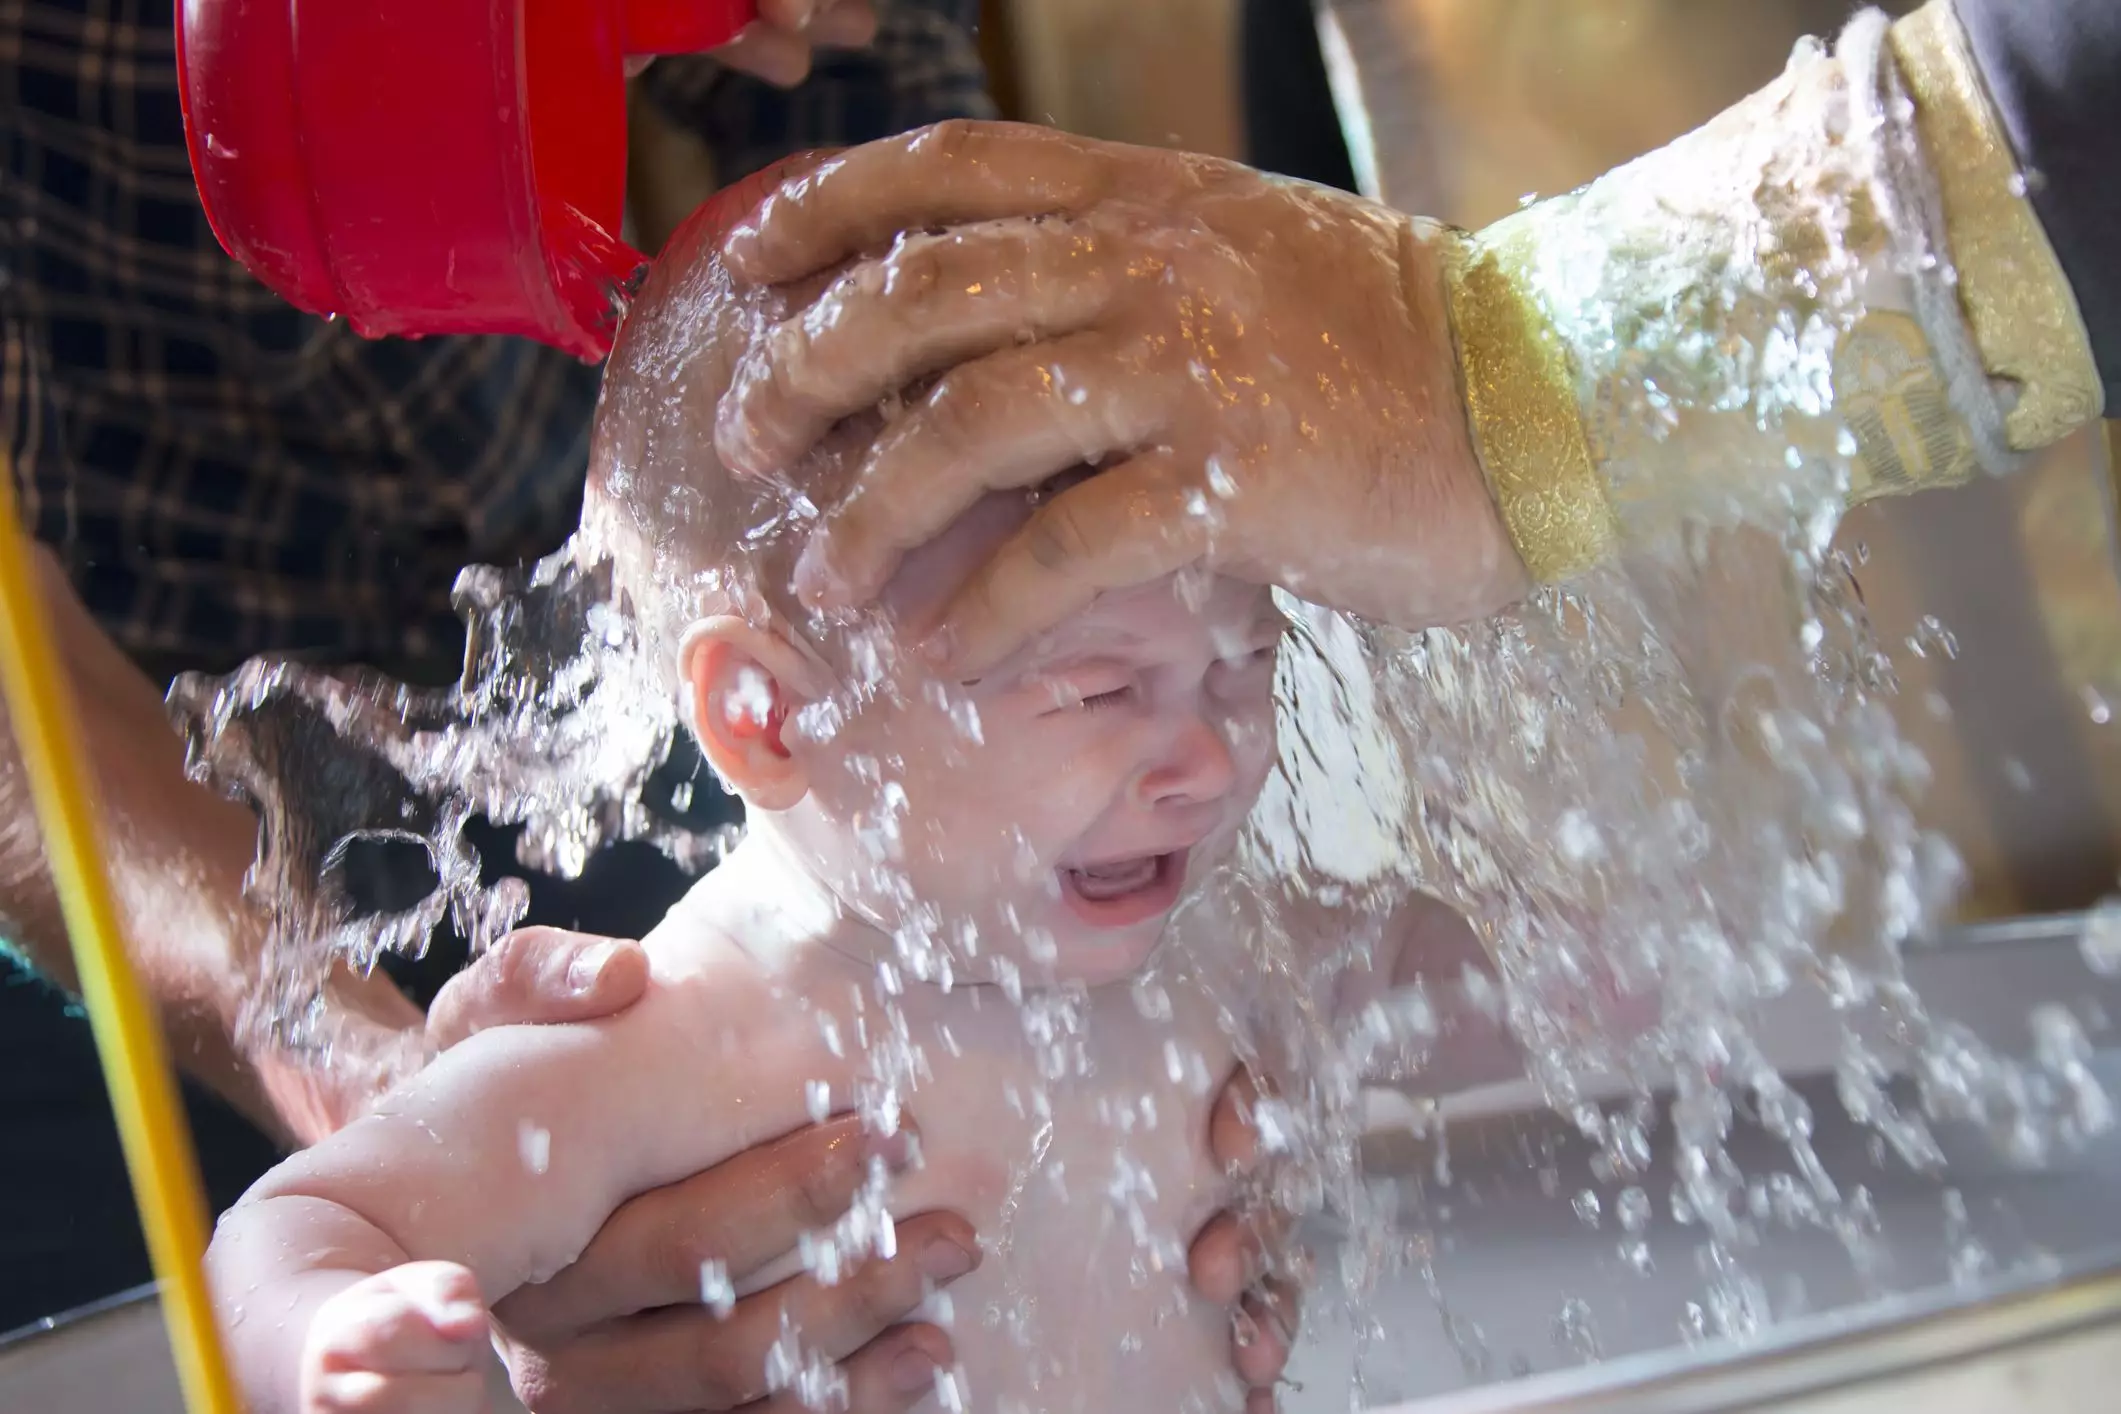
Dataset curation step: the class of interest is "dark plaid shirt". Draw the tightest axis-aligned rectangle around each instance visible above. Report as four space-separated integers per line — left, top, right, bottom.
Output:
1 0 991 678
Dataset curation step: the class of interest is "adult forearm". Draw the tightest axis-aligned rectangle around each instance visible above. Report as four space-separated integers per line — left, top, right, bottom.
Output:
1450 0 2107 585
0 544 417 1144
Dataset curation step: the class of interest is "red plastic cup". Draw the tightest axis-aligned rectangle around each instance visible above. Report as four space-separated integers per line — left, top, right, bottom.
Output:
175 0 755 361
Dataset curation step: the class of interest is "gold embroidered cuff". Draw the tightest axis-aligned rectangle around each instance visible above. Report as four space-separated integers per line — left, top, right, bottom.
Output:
1889 0 2104 451
1443 229 1615 585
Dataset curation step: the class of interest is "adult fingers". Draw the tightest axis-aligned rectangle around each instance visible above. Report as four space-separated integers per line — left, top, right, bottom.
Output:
495 1115 914 1337
745 1321 953 1414
716 219 1124 476
754 0 823 26
723 121 1118 286
808 0 879 47
764 1212 977 1364
1187 1200 1293 1310
713 23 817 88
1210 1065 1289 1174
793 331 1168 611
426 928 649 1052
1233 1278 1301 1390
926 450 1208 675
502 1213 971 1414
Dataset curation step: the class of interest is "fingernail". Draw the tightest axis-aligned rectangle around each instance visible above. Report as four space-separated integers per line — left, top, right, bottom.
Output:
918 1235 979 1283
792 534 844 608
917 625 956 668
439 1299 487 1331
567 940 618 994
411 1288 485 1333
890 1347 939 1395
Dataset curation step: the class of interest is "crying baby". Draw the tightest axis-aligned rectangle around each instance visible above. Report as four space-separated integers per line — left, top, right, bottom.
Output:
206 199 1529 1414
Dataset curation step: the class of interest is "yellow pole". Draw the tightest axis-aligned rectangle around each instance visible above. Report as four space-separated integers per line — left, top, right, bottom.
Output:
0 453 244 1414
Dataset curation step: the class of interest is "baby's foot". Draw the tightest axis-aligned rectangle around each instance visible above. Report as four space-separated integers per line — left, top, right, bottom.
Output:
302 1261 492 1414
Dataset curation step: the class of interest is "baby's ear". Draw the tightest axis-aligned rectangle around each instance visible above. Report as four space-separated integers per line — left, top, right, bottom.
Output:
680 618 820 811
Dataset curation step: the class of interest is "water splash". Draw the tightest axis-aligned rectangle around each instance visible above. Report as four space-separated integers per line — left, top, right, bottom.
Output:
164 26 2120 1411
173 479 2115 1405
167 546 735 1053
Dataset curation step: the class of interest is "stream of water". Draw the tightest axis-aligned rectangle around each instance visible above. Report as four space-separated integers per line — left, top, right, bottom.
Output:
164 33 2116 1412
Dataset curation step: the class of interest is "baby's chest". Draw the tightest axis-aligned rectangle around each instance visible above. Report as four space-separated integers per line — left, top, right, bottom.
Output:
891 993 1232 1280
728 977 1244 1411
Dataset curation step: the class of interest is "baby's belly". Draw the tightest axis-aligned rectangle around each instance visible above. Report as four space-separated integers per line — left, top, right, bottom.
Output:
728 1065 1238 1410
699 940 1246 1414
927 1192 1236 1414
898 1062 1240 1413
731 1113 1237 1414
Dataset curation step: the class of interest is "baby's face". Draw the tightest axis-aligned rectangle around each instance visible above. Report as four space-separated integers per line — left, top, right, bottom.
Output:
782 500 1285 987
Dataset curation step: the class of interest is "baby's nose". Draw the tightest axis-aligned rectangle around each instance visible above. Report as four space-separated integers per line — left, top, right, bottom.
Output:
1133 714 1238 809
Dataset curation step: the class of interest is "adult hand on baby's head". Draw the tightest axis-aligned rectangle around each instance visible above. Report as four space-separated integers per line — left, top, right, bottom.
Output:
1196 1066 1304 1412
713 120 1532 675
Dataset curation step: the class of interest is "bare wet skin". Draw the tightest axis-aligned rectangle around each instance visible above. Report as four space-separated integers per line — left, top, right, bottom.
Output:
185 97 2115 1414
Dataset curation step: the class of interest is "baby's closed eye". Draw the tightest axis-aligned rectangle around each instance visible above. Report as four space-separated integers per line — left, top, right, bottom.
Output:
1028 663 1138 715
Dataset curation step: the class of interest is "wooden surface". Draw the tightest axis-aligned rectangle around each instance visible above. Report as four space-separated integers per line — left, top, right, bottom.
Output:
998 0 1242 156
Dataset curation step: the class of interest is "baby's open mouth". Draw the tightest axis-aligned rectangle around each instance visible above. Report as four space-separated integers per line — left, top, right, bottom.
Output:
1068 855 1162 899
1059 850 1187 928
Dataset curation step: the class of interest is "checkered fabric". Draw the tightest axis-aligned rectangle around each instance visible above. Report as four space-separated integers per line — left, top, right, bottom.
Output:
1 0 991 677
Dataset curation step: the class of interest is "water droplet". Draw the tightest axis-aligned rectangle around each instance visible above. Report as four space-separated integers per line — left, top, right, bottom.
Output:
699 1258 735 1316
1679 1302 1709 1343
1552 1297 1601 1361
1905 616 1958 660
2081 898 2121 977
517 1123 550 1176
1556 808 1603 864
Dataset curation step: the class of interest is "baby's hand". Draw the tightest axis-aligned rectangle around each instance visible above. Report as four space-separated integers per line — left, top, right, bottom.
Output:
302 1262 492 1414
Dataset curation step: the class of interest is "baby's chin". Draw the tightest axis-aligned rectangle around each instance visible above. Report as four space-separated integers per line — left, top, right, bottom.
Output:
926 909 1174 992
1034 917 1175 990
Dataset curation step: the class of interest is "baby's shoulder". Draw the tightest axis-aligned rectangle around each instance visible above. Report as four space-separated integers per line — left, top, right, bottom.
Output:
639 880 765 984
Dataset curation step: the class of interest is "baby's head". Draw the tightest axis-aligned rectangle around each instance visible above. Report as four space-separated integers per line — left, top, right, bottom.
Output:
585 204 1285 987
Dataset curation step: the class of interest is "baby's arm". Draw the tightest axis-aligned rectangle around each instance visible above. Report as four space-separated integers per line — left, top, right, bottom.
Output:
208 961 780 1414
